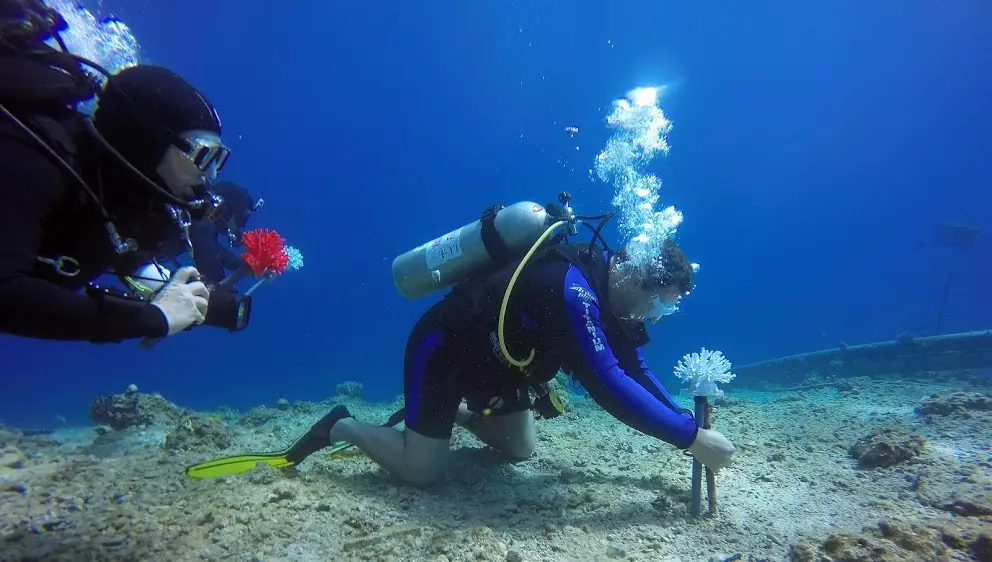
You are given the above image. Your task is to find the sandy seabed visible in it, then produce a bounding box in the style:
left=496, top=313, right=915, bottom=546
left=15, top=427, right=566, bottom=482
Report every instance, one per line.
left=1, top=374, right=990, bottom=562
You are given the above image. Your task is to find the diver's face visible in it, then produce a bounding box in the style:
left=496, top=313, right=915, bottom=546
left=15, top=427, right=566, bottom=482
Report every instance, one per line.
left=618, top=284, right=680, bottom=322
left=155, top=130, right=229, bottom=201
left=609, top=264, right=682, bottom=323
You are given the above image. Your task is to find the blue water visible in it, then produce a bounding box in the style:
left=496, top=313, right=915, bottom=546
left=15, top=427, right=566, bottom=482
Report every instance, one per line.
left=1, top=0, right=989, bottom=428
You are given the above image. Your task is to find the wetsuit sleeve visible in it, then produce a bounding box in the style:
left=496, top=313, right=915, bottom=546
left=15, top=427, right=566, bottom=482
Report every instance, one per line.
left=561, top=266, right=698, bottom=448
left=0, top=134, right=168, bottom=342
left=615, top=346, right=690, bottom=418
left=217, top=245, right=242, bottom=272
left=187, top=220, right=226, bottom=285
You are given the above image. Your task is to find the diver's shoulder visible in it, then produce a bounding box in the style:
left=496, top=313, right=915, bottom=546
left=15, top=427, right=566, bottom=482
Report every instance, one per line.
left=527, top=251, right=573, bottom=278
left=0, top=119, right=83, bottom=201
left=517, top=254, right=577, bottom=301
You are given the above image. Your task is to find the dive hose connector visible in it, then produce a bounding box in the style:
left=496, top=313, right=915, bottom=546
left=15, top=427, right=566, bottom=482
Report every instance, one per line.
left=167, top=205, right=194, bottom=252
left=557, top=191, right=579, bottom=236
left=188, top=191, right=225, bottom=222
left=547, top=192, right=579, bottom=236
left=104, top=222, right=137, bottom=255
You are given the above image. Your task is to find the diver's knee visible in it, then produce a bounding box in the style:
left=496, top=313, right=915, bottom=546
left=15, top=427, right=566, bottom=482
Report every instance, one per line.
left=482, top=410, right=536, bottom=460
left=402, top=428, right=449, bottom=487
left=500, top=433, right=536, bottom=461
left=505, top=441, right=536, bottom=461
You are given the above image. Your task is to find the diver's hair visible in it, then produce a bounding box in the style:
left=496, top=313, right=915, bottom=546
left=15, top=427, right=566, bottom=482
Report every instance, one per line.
left=616, top=238, right=693, bottom=294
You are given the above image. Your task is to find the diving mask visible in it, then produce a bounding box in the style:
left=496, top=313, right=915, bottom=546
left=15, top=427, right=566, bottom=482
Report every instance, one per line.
left=643, top=295, right=679, bottom=323
left=174, top=131, right=230, bottom=181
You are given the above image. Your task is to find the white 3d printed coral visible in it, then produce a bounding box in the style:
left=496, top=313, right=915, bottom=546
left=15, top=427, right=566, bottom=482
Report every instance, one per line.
left=673, top=347, right=737, bottom=398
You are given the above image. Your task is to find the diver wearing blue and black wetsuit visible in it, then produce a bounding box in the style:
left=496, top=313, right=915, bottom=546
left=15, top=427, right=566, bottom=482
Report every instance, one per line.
left=270, top=238, right=735, bottom=488
left=400, top=242, right=698, bottom=448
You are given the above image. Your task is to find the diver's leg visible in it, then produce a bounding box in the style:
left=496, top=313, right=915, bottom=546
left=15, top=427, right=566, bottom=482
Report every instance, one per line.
left=329, top=312, right=461, bottom=487
left=329, top=421, right=450, bottom=488
left=455, top=400, right=536, bottom=461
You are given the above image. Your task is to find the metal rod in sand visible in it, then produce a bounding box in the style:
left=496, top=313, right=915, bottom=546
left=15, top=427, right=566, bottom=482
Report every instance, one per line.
left=690, top=395, right=717, bottom=517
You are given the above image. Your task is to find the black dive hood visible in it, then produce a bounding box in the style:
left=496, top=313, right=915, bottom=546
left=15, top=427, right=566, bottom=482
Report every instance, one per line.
left=0, top=0, right=223, bottom=252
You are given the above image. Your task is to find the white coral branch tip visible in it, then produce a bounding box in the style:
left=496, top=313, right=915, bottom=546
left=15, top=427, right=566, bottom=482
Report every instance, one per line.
left=673, top=347, right=737, bottom=398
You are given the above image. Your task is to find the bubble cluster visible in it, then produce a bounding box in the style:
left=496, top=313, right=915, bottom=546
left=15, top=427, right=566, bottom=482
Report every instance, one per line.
left=46, top=0, right=141, bottom=113
left=593, top=86, right=684, bottom=273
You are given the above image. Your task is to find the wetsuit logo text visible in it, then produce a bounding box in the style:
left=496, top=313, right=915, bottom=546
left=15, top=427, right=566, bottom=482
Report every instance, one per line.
left=570, top=283, right=604, bottom=352
left=581, top=301, right=605, bottom=352
left=489, top=330, right=533, bottom=374
left=489, top=331, right=506, bottom=364
left=569, top=283, right=596, bottom=304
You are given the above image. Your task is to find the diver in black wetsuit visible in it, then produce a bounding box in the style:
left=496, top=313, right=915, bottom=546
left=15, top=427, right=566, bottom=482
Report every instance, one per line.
left=0, top=0, right=236, bottom=342
left=147, top=182, right=263, bottom=286
left=187, top=181, right=263, bottom=285
left=273, top=236, right=737, bottom=487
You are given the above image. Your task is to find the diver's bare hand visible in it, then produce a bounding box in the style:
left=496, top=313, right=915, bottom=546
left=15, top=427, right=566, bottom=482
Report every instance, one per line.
left=687, top=427, right=736, bottom=473
left=151, top=266, right=209, bottom=335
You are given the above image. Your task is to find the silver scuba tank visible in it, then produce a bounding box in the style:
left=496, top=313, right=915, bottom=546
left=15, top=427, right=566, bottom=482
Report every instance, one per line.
left=391, top=201, right=552, bottom=300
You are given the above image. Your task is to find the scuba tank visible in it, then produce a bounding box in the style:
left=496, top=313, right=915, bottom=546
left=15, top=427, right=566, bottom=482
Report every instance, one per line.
left=392, top=201, right=554, bottom=300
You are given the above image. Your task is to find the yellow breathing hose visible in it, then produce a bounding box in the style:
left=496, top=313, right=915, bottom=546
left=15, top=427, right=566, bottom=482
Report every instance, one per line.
left=497, top=220, right=568, bottom=370
left=123, top=276, right=155, bottom=299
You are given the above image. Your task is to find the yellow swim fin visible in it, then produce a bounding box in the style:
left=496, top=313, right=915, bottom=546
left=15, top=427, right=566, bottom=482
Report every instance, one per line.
left=185, top=406, right=405, bottom=479
left=185, top=449, right=296, bottom=479
left=186, top=405, right=353, bottom=479
left=185, top=440, right=360, bottom=478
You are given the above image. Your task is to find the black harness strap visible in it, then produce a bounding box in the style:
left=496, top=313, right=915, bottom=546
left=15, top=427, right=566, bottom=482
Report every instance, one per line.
left=0, top=50, right=99, bottom=110
left=479, top=205, right=512, bottom=263
left=550, top=244, right=650, bottom=347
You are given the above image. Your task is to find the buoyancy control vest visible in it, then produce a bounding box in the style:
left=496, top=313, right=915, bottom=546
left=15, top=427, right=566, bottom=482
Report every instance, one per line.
left=0, top=43, right=155, bottom=284
left=0, top=41, right=100, bottom=164
left=1, top=0, right=102, bottom=112
left=391, top=195, right=645, bottom=418
left=443, top=241, right=651, bottom=393
left=0, top=49, right=100, bottom=111
left=464, top=241, right=649, bottom=348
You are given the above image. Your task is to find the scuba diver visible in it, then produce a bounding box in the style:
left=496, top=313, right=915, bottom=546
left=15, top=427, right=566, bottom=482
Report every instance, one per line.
left=188, top=181, right=263, bottom=285
left=186, top=195, right=736, bottom=486
left=0, top=0, right=249, bottom=342
left=146, top=181, right=264, bottom=286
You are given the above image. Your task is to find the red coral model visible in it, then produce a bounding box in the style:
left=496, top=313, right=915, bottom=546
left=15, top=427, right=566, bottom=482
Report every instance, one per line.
left=241, top=229, right=289, bottom=277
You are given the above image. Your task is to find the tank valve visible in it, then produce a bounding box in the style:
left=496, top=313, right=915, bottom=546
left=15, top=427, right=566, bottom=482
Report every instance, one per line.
left=557, top=192, right=578, bottom=235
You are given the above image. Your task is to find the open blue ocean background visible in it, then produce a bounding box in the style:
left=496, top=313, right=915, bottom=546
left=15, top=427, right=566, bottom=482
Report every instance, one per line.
left=1, top=0, right=989, bottom=429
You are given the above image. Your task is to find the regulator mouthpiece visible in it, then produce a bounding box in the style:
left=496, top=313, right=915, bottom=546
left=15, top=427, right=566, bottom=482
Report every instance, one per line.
left=188, top=191, right=225, bottom=221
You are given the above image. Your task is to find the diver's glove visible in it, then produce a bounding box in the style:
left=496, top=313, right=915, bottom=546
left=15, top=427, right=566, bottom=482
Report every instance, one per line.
left=150, top=266, right=210, bottom=335
left=285, top=405, right=353, bottom=465
left=687, top=427, right=736, bottom=474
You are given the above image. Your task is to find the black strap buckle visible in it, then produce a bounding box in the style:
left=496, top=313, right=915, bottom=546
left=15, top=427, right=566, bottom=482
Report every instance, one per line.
left=36, top=255, right=80, bottom=277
